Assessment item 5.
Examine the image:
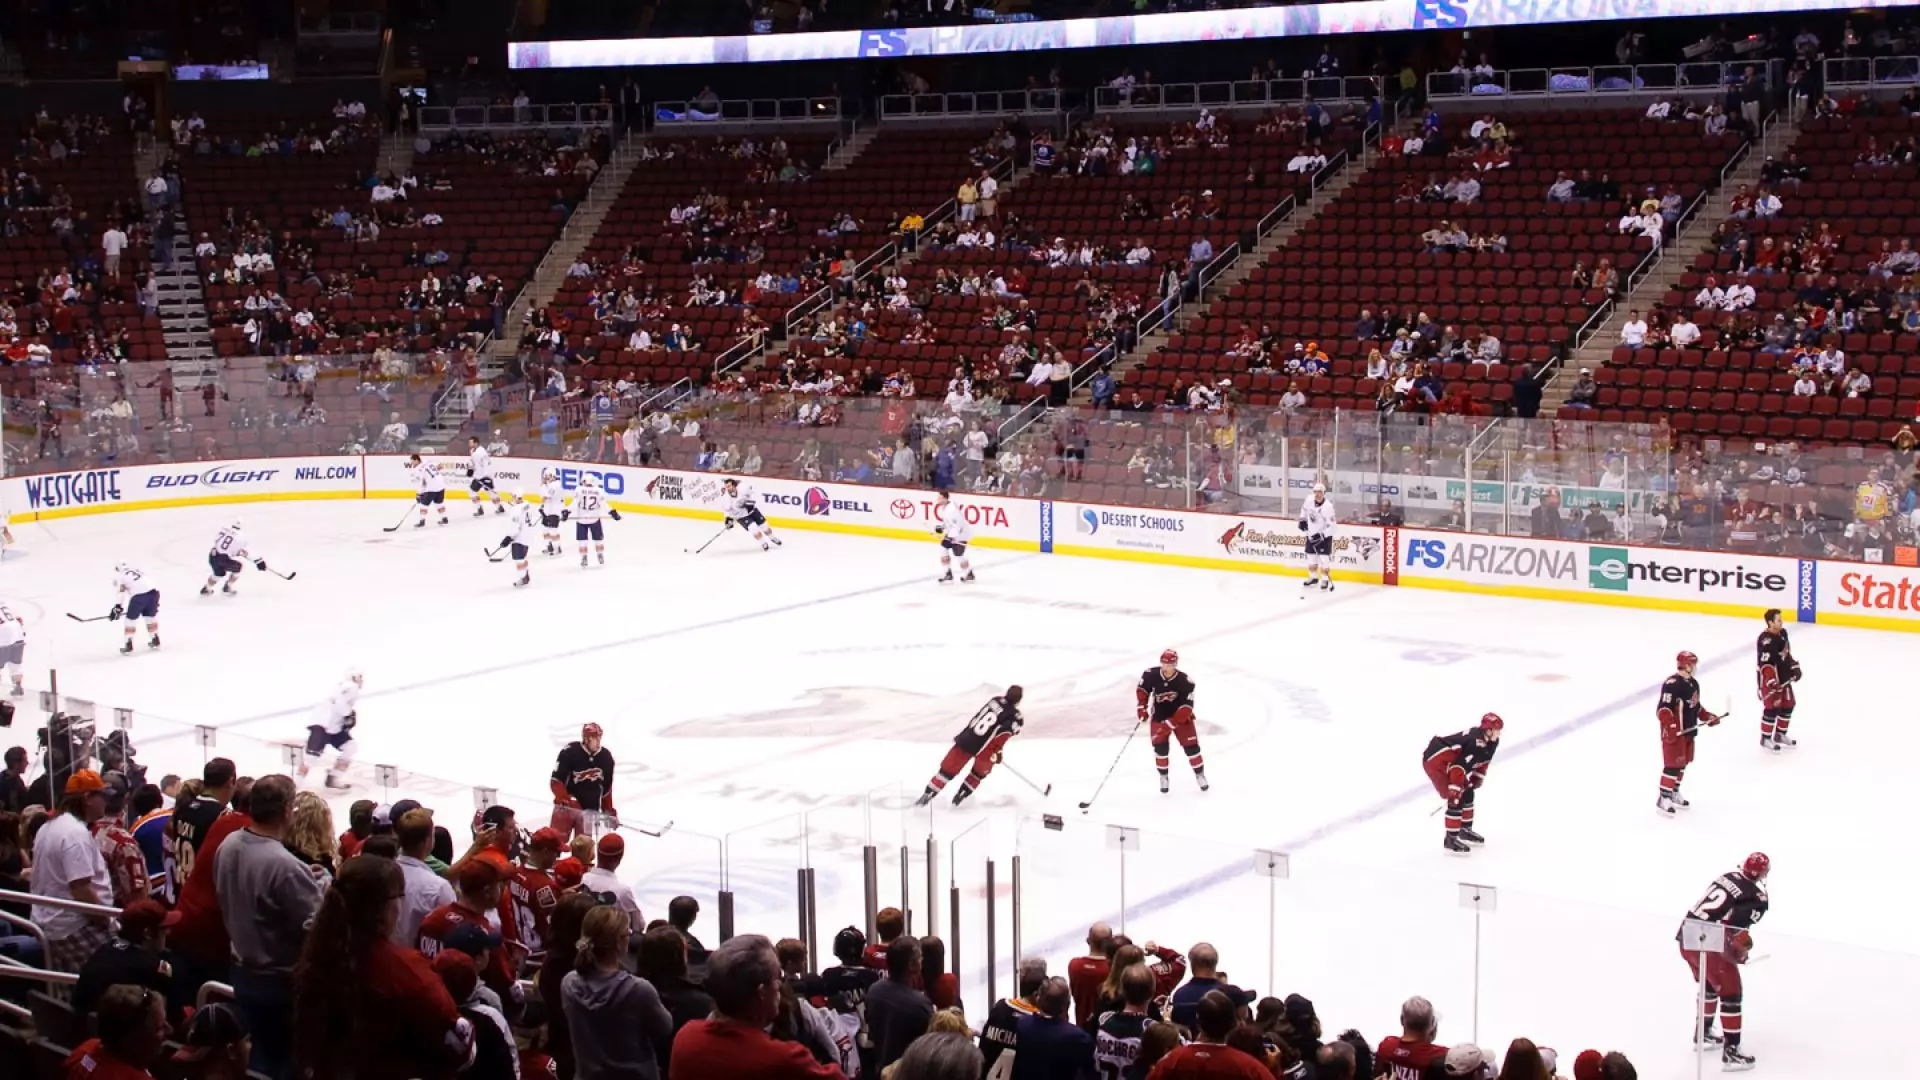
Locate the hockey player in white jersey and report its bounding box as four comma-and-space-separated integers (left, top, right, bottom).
200, 519, 268, 596
563, 474, 621, 567
538, 468, 566, 556
721, 478, 782, 551
300, 669, 363, 790
407, 453, 449, 527
467, 436, 506, 517
110, 562, 162, 654
934, 491, 976, 583
0, 600, 25, 696
497, 491, 542, 587
1299, 481, 1337, 592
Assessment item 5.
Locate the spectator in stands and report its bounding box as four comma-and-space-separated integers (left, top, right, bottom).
982, 956, 1049, 1072
93, 777, 151, 907
1531, 488, 1572, 539
294, 855, 473, 1080
1, 747, 26, 813
583, 832, 643, 929
31, 769, 115, 980
868, 935, 932, 1071
891, 1031, 981, 1080
1150, 991, 1269, 1079
1442, 173, 1481, 203
638, 922, 715, 1053
1564, 369, 1599, 411
564, 904, 674, 1080
1670, 313, 1701, 348
392, 807, 453, 945
669, 934, 845, 1079
1010, 976, 1093, 1077
74, 897, 180, 1023
1376, 996, 1447, 1077
171, 1001, 252, 1080
1601, 1052, 1637, 1079
666, 895, 710, 968
218, 774, 320, 1078
65, 982, 171, 1078
1168, 943, 1252, 1031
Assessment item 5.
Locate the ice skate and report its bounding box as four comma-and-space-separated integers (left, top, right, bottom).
1721, 1046, 1755, 1071
597, 553, 605, 566
495, 503, 507, 515
761, 542, 771, 551
1321, 579, 1334, 592
437, 517, 449, 526
1457, 826, 1485, 845
513, 575, 531, 588
951, 786, 974, 807
1656, 793, 1677, 817
473, 506, 486, 518
938, 571, 954, 584
770, 536, 783, 547
913, 790, 934, 808
1444, 833, 1472, 855
1770, 734, 1795, 752
324, 774, 352, 791
1158, 772, 1170, 794
221, 581, 235, 595
148, 634, 161, 650
1193, 769, 1209, 792
1694, 1026, 1724, 1047
1673, 793, 1691, 810
8, 683, 21, 698
414, 518, 426, 529
960, 572, 975, 583
200, 585, 214, 596
120, 639, 134, 655
1302, 576, 1318, 589
580, 555, 589, 567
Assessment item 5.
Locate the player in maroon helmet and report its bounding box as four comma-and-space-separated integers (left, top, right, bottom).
550, 722, 617, 840
1423, 713, 1502, 855
1678, 852, 1770, 1071
1658, 651, 1723, 817
1137, 649, 1207, 794
1756, 609, 1801, 752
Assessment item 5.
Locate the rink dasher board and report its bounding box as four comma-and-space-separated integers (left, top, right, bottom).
11, 453, 1920, 632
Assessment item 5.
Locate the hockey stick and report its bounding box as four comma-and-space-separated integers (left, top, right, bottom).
66, 612, 114, 623
483, 544, 508, 563
685, 525, 728, 554
629, 820, 675, 838
381, 505, 418, 532
265, 567, 298, 580
1078, 721, 1141, 812
1000, 761, 1052, 797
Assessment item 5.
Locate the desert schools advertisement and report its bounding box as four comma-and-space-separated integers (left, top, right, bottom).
0, 457, 365, 519
1394, 529, 1805, 618
1815, 560, 1920, 630
1049, 501, 1386, 581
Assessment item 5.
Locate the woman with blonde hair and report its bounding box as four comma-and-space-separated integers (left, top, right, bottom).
561, 904, 674, 1079
284, 791, 339, 880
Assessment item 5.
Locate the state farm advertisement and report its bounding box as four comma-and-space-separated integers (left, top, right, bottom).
1816, 560, 1920, 628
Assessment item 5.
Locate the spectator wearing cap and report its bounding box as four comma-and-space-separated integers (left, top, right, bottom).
216, 774, 322, 1080
394, 807, 454, 946
166, 777, 254, 1015
539, 892, 601, 1080
1564, 369, 1599, 411
1011, 976, 1094, 1079
564, 904, 674, 1080
64, 982, 172, 1079
638, 922, 716, 1050
1147, 990, 1270, 1079
422, 857, 517, 1003
293, 855, 474, 1080
437, 949, 519, 1080
90, 774, 151, 909
1272, 994, 1322, 1074
581, 832, 644, 929
171, 1001, 251, 1080
1376, 996, 1448, 1079
1571, 1050, 1603, 1080
30, 769, 116, 982
868, 936, 933, 1072
1069, 921, 1114, 1027
75, 899, 182, 1025
1444, 1043, 1492, 1078
668, 933, 847, 1079
503, 826, 565, 963
337, 799, 377, 859
1167, 943, 1252, 1032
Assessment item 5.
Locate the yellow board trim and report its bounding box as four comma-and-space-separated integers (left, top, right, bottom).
1050, 542, 1384, 584
1398, 573, 1782, 620
1811, 610, 1920, 633
14, 490, 366, 522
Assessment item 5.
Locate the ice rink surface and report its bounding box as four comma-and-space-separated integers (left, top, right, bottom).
3, 499, 1913, 1078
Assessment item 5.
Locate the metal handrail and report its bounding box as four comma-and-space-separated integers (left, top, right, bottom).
0, 888, 122, 918
0, 910, 51, 967
878, 89, 1066, 119
712, 337, 766, 379
417, 103, 617, 133
0, 956, 77, 987
782, 287, 833, 341
1822, 55, 1920, 89
635, 378, 695, 416
653, 97, 841, 125
1092, 76, 1380, 112
196, 980, 236, 1009
1427, 61, 1756, 100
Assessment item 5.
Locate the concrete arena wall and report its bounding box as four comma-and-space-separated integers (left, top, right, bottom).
5, 453, 1913, 631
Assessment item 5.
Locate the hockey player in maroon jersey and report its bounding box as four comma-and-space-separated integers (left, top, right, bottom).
549, 722, 617, 840
1422, 713, 1502, 855
1137, 649, 1208, 794
1677, 852, 1770, 1071
1658, 651, 1724, 817
1756, 608, 1801, 752
915, 686, 1025, 807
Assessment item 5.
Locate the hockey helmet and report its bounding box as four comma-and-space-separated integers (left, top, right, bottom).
1676, 650, 1699, 671
1742, 851, 1770, 880
581, 722, 604, 742
113, 561, 131, 575
1159, 648, 1179, 666
345, 668, 365, 686
541, 468, 557, 482
722, 477, 739, 490
1479, 712, 1504, 733
230, 517, 243, 531
579, 473, 601, 489
1312, 482, 1327, 494
833, 925, 867, 962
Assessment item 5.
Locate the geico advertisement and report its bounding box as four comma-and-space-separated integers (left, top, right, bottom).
1399, 531, 1797, 604
1818, 561, 1920, 623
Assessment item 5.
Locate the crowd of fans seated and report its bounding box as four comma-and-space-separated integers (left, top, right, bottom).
1, 755, 1652, 1080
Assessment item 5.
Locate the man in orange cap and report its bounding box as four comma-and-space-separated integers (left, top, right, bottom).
30, 769, 116, 980
581, 833, 643, 931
